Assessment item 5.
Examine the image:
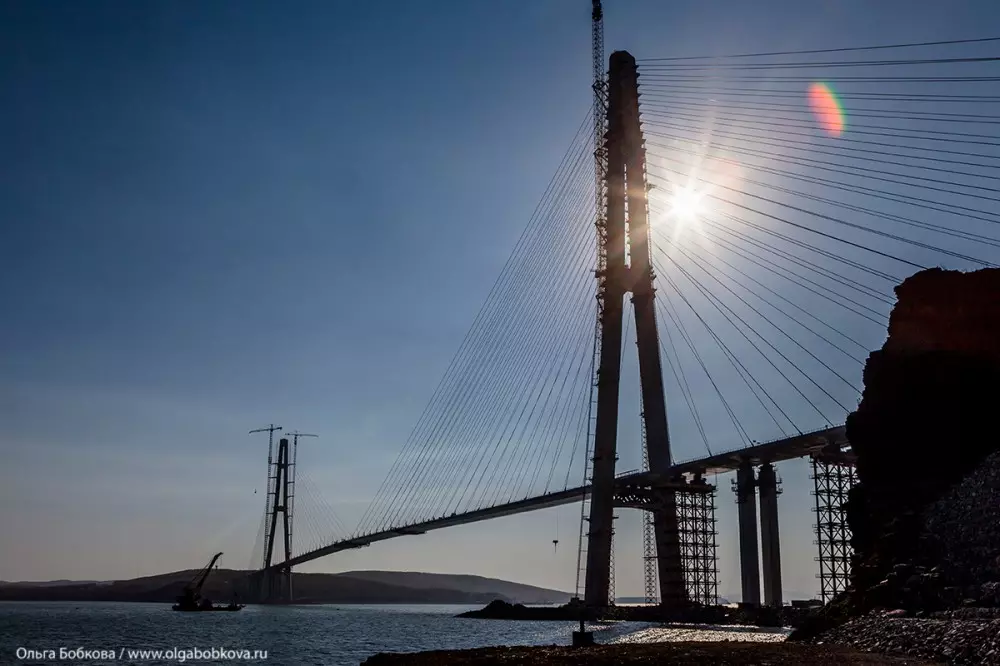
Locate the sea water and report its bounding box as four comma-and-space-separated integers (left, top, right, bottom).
0, 601, 788, 665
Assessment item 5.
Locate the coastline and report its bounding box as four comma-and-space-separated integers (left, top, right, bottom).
361, 642, 940, 665
360, 619, 940, 665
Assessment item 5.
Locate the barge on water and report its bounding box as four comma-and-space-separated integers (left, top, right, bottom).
171, 552, 244, 612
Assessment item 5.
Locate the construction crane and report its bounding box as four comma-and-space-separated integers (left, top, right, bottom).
592, 0, 604, 93
575, 0, 607, 604
250, 424, 282, 568
171, 552, 241, 611
592, 0, 606, 143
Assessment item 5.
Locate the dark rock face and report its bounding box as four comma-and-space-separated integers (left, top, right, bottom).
790, 268, 1000, 645
846, 355, 1000, 606
845, 267, 1000, 613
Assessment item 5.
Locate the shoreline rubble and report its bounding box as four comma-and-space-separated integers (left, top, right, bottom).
361, 642, 940, 665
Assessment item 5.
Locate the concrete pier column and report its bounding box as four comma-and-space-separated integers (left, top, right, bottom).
758, 462, 783, 607
734, 461, 761, 607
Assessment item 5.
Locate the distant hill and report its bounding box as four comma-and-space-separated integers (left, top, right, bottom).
0, 580, 105, 588
0, 569, 570, 605
336, 571, 566, 604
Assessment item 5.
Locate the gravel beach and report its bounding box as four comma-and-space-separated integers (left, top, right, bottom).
361, 642, 941, 665
813, 613, 1000, 665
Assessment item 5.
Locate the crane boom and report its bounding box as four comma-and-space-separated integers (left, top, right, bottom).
187, 552, 223, 595
173, 551, 243, 612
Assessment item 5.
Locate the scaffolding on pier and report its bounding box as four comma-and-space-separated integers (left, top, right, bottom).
640, 418, 658, 605
811, 457, 858, 604
676, 481, 718, 606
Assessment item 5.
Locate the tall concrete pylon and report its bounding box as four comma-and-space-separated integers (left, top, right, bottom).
584, 50, 685, 609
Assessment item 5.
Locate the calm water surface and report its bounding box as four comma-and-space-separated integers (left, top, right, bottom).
0, 602, 788, 665
0, 602, 624, 665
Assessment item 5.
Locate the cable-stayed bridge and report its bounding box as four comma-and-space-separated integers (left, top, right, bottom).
248, 31, 1000, 609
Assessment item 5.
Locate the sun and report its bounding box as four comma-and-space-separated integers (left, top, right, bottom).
668, 185, 705, 221
653, 180, 712, 250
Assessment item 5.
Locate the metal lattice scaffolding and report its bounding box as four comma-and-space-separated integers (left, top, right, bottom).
249, 424, 283, 571
640, 418, 658, 605
676, 480, 719, 606
811, 457, 857, 604
642, 509, 658, 604
609, 513, 616, 605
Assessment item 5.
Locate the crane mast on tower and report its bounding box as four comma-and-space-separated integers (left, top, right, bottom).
591, 0, 612, 606
575, 0, 611, 603
592, 0, 606, 187
249, 424, 283, 568
591, 0, 607, 345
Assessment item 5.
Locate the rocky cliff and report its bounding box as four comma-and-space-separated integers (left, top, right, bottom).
791, 268, 1000, 647
844, 267, 1000, 612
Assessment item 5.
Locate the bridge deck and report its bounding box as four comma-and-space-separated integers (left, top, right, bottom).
275, 485, 587, 569
668, 424, 848, 476
268, 425, 848, 572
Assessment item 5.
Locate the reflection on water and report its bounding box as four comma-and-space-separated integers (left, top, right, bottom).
609, 623, 790, 644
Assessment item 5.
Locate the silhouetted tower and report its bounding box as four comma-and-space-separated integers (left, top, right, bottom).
262, 437, 294, 601
284, 430, 317, 578
584, 51, 685, 608
249, 423, 282, 567
249, 428, 319, 603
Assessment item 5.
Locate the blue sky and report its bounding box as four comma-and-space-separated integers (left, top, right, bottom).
2, 0, 997, 598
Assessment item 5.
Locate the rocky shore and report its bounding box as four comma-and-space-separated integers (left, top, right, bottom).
361, 642, 939, 665
457, 599, 804, 627
812, 612, 1000, 665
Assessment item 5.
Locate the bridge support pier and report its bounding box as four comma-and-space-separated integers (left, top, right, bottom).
734, 461, 761, 607
248, 567, 292, 604
616, 475, 718, 607
758, 462, 783, 607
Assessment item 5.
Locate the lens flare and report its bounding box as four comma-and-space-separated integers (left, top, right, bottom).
668, 185, 704, 221
808, 82, 846, 136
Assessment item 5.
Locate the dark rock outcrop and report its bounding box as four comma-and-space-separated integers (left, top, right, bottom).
844, 268, 1000, 614
460, 599, 816, 628
791, 268, 1000, 643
